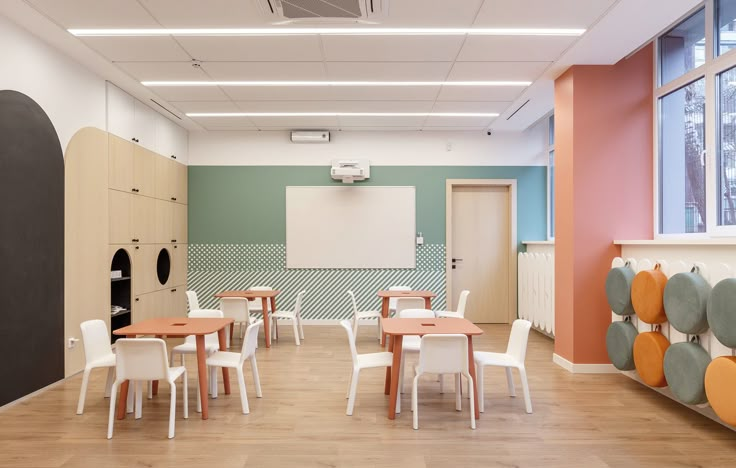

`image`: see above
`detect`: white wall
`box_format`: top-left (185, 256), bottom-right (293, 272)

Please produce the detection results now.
top-left (0, 14), bottom-right (105, 152)
top-left (188, 120), bottom-right (548, 166)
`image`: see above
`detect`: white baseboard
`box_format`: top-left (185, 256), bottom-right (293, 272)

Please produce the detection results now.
top-left (552, 353), bottom-right (618, 374)
top-left (299, 318), bottom-right (380, 326)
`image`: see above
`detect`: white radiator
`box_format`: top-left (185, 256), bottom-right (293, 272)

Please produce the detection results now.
top-left (518, 252), bottom-right (555, 337)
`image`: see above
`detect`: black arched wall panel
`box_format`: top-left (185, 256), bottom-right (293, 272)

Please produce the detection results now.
top-left (0, 90), bottom-right (64, 406)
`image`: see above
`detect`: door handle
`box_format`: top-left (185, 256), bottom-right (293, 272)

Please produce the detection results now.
top-left (452, 258), bottom-right (463, 263)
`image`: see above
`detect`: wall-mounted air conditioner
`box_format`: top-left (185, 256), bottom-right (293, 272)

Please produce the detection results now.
top-left (255, 0), bottom-right (389, 23)
top-left (331, 159), bottom-right (370, 183)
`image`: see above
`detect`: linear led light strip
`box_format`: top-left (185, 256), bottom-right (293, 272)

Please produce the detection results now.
top-left (143, 80), bottom-right (531, 87)
top-left (187, 112), bottom-right (500, 117)
top-left (68, 27), bottom-right (585, 37)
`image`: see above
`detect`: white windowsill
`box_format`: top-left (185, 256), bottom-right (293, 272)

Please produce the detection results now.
top-left (522, 240), bottom-right (555, 245)
top-left (614, 239), bottom-right (736, 246)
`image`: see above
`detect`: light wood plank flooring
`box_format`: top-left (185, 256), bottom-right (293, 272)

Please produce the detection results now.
top-left (0, 324), bottom-right (734, 468)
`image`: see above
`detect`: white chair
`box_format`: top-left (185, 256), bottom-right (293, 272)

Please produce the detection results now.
top-left (186, 290), bottom-right (220, 314)
top-left (347, 290), bottom-right (382, 341)
top-left (412, 334), bottom-right (475, 430)
top-left (474, 319), bottom-right (533, 414)
top-left (395, 308), bottom-right (436, 411)
top-left (220, 297), bottom-right (255, 346)
top-left (387, 285), bottom-right (412, 316)
top-left (76, 320), bottom-right (116, 415)
top-left (340, 320), bottom-right (393, 416)
top-left (107, 338), bottom-right (188, 439)
top-left (170, 309), bottom-right (223, 394)
top-left (270, 290), bottom-right (306, 345)
top-left (202, 320), bottom-right (263, 414)
top-left (435, 290), bottom-right (470, 318)
top-left (246, 286), bottom-right (273, 321)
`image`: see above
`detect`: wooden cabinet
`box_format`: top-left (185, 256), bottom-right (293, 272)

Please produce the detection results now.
top-left (109, 190), bottom-right (133, 244)
top-left (172, 161), bottom-right (188, 204)
top-left (154, 156), bottom-right (188, 204)
top-left (133, 147), bottom-right (155, 197)
top-left (173, 202), bottom-right (187, 244)
top-left (132, 244), bottom-right (156, 296)
top-left (150, 286), bottom-right (186, 319)
top-left (132, 195), bottom-right (155, 243)
top-left (154, 200), bottom-right (174, 244)
top-left (170, 243), bottom-right (187, 287)
top-left (155, 114), bottom-right (188, 161)
top-left (108, 135), bottom-right (134, 193)
top-left (154, 155), bottom-right (171, 202)
top-left (132, 292), bottom-right (155, 323)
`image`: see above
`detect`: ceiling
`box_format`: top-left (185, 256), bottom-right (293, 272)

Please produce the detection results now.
top-left (22, 0), bottom-right (620, 132)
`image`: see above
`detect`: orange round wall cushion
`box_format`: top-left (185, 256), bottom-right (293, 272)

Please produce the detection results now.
top-left (705, 357), bottom-right (736, 426)
top-left (633, 331), bottom-right (670, 387)
top-left (631, 266), bottom-right (668, 324)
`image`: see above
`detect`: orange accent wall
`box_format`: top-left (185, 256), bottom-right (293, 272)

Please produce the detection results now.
top-left (554, 44), bottom-right (654, 364)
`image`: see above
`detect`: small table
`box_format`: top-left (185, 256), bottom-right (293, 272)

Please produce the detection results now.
top-left (377, 290), bottom-right (436, 346)
top-left (215, 290), bottom-right (280, 348)
top-left (113, 317), bottom-right (234, 420)
top-left (381, 317), bottom-right (483, 421)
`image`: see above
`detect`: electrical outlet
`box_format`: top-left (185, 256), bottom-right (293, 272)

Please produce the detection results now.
top-left (68, 337), bottom-right (79, 349)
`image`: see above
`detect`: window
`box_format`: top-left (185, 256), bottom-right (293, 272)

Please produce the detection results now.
top-left (717, 0), bottom-right (736, 56)
top-left (659, 9), bottom-right (706, 85)
top-left (548, 115), bottom-right (555, 239)
top-left (717, 66), bottom-right (736, 225)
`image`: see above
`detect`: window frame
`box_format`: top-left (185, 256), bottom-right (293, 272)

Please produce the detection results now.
top-left (547, 113), bottom-right (555, 240)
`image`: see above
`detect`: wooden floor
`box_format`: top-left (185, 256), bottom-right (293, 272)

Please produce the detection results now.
top-left (1, 324), bottom-right (735, 468)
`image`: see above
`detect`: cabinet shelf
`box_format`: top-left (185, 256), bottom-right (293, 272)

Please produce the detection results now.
top-left (111, 276), bottom-right (131, 282)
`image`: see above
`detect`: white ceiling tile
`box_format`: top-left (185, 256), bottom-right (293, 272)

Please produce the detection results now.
top-left (431, 101), bottom-right (511, 114)
top-left (329, 86), bottom-right (441, 101)
top-left (138, 0), bottom-right (266, 27)
top-left (338, 116), bottom-right (428, 127)
top-left (26, 0), bottom-right (159, 28)
top-left (249, 116), bottom-right (340, 127)
top-left (80, 37), bottom-right (191, 62)
top-left (473, 0), bottom-right (615, 28)
top-left (151, 86), bottom-right (232, 101)
top-left (169, 101), bottom-right (241, 113)
top-left (436, 87), bottom-right (525, 102)
top-left (233, 101), bottom-right (435, 113)
top-left (325, 62), bottom-right (453, 81)
top-left (322, 36), bottom-right (466, 62)
top-left (116, 62), bottom-right (209, 81)
top-left (447, 61), bottom-right (550, 81)
top-left (380, 0), bottom-right (484, 27)
top-left (337, 127), bottom-right (424, 131)
top-left (222, 86), bottom-right (333, 101)
top-left (423, 116), bottom-right (496, 127)
top-left (176, 36), bottom-right (324, 61)
top-left (422, 127), bottom-right (487, 132)
top-left (190, 116), bottom-right (256, 127)
top-left (457, 36), bottom-right (578, 62)
top-left (256, 125), bottom-right (332, 131)
top-left (201, 62), bottom-right (327, 81)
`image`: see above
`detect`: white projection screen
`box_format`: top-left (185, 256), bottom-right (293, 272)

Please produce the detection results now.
top-left (286, 186), bottom-right (416, 269)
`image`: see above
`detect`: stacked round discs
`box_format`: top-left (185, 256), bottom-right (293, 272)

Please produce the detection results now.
top-left (605, 264), bottom-right (638, 371)
top-left (631, 265), bottom-right (670, 387)
top-left (705, 278), bottom-right (736, 424)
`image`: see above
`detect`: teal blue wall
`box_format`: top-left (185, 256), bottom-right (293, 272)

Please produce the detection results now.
top-left (188, 166), bottom-right (548, 248)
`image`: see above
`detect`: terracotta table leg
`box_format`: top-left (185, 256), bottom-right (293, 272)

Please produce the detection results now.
top-left (467, 335), bottom-right (480, 420)
top-left (423, 297), bottom-right (431, 310)
top-left (387, 335), bottom-right (403, 420)
top-left (262, 297), bottom-right (271, 348)
top-left (195, 335), bottom-right (209, 419)
top-left (380, 298), bottom-right (389, 347)
top-left (218, 327), bottom-right (231, 395)
top-left (384, 334), bottom-right (394, 395)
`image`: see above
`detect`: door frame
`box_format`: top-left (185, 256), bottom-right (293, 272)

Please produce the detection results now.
top-left (445, 179), bottom-right (517, 324)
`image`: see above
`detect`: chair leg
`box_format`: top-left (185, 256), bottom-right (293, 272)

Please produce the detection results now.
top-left (250, 356), bottom-right (262, 398)
top-left (196, 377), bottom-right (202, 413)
top-left (477, 364), bottom-right (485, 413)
top-left (298, 316), bottom-right (305, 340)
top-left (376, 317), bottom-right (381, 341)
top-left (455, 373), bottom-right (461, 411)
top-left (505, 367), bottom-right (516, 397)
top-left (292, 318), bottom-right (300, 346)
top-left (107, 381), bottom-right (120, 439)
top-left (76, 367), bottom-right (92, 415)
top-left (104, 367), bottom-right (114, 398)
top-left (211, 367), bottom-right (218, 399)
top-left (168, 381), bottom-right (177, 439)
top-left (352, 318), bottom-right (359, 341)
top-left (412, 373), bottom-right (421, 430)
top-left (126, 381), bottom-right (134, 413)
top-left (236, 367), bottom-right (250, 414)
top-left (464, 371), bottom-right (476, 430)
top-left (134, 381), bottom-right (143, 419)
top-left (147, 381), bottom-right (153, 399)
top-left (346, 368), bottom-right (360, 415)
top-left (518, 367), bottom-right (533, 414)
top-left (182, 370), bottom-right (188, 420)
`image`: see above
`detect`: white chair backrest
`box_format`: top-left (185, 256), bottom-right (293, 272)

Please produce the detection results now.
top-left (188, 309), bottom-right (223, 319)
top-left (456, 290), bottom-right (470, 316)
top-left (395, 297), bottom-right (426, 315)
top-left (418, 334), bottom-right (469, 374)
top-left (398, 308), bottom-right (435, 319)
top-left (388, 285), bottom-right (411, 309)
top-left (220, 297), bottom-right (250, 322)
top-left (248, 286), bottom-right (273, 310)
top-left (347, 290), bottom-right (359, 314)
top-left (186, 291), bottom-right (200, 311)
top-left (115, 338), bottom-right (170, 381)
top-left (339, 320), bottom-right (358, 365)
top-left (294, 290), bottom-right (306, 316)
top-left (240, 320), bottom-right (262, 364)
top-left (80, 319), bottom-right (113, 363)
top-left (250, 286), bottom-right (273, 291)
top-left (506, 319), bottom-right (532, 363)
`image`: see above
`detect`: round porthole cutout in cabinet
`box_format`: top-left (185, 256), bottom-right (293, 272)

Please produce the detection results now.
top-left (157, 248), bottom-right (171, 285)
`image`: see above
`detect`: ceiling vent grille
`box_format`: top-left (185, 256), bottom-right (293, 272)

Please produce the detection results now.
top-left (256, 0), bottom-right (388, 22)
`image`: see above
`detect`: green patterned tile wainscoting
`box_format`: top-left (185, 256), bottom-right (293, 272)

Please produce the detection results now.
top-left (187, 166), bottom-right (547, 321)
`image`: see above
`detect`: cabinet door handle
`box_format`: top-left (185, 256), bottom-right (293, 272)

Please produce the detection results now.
top-left (171, 197), bottom-right (177, 201)
top-left (171, 155), bottom-right (177, 160)
top-left (171, 239), bottom-right (177, 243)
top-left (174, 245), bottom-right (178, 249)
top-left (171, 289), bottom-right (177, 292)
top-left (132, 238), bottom-right (139, 243)
top-left (131, 137), bottom-right (139, 143)
top-left (135, 246), bottom-right (139, 250)
top-left (135, 298), bottom-right (139, 302)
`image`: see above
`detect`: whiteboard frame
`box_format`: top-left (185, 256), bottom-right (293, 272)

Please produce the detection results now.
top-left (285, 185), bottom-right (416, 269)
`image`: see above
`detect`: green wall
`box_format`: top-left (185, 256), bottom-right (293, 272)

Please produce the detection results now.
top-left (188, 166), bottom-right (548, 247)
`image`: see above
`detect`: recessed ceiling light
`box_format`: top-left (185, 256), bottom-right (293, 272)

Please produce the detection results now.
top-left (142, 81), bottom-right (531, 87)
top-left (186, 112), bottom-right (500, 117)
top-left (68, 27), bottom-right (585, 37)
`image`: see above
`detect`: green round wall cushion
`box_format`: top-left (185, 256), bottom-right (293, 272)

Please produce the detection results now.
top-left (707, 278), bottom-right (736, 348)
top-left (663, 271), bottom-right (711, 334)
top-left (606, 321), bottom-right (638, 370)
top-left (663, 341), bottom-right (711, 405)
top-left (606, 266), bottom-right (636, 316)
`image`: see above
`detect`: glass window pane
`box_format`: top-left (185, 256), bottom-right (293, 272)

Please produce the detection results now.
top-left (659, 78), bottom-right (706, 234)
top-left (717, 0), bottom-right (736, 56)
top-left (659, 9), bottom-right (705, 85)
top-left (549, 150), bottom-right (555, 238)
top-left (548, 115), bottom-right (555, 146)
top-left (718, 66), bottom-right (736, 225)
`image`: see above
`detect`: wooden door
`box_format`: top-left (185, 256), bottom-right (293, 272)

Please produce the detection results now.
top-left (450, 185), bottom-right (510, 323)
top-left (133, 292), bottom-right (155, 323)
top-left (133, 146), bottom-right (155, 197)
top-left (109, 190), bottom-right (133, 244)
top-left (108, 135), bottom-right (133, 193)
top-left (170, 287), bottom-right (187, 317)
top-left (132, 244), bottom-right (156, 296)
top-left (169, 243), bottom-right (187, 287)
